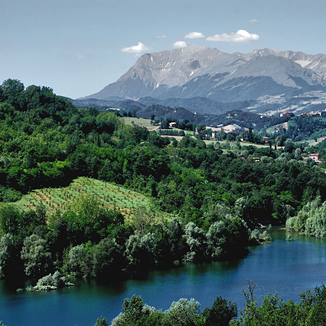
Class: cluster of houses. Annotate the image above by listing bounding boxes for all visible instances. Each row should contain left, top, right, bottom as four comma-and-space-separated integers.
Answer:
238, 153, 321, 164
165, 118, 323, 164
281, 110, 324, 118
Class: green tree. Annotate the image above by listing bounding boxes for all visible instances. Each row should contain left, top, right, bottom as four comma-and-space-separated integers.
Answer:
0, 204, 22, 236
95, 111, 121, 134
0, 233, 22, 278
21, 234, 52, 278
162, 298, 201, 326
225, 217, 249, 256
1, 79, 25, 101
183, 222, 208, 263
206, 221, 228, 260
125, 232, 156, 270
111, 295, 147, 326
93, 317, 109, 326
70, 193, 100, 220
68, 244, 87, 276
92, 237, 125, 279
203, 295, 237, 326
167, 218, 186, 262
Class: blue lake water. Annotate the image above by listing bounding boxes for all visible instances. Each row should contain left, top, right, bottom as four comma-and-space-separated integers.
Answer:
1, 228, 326, 326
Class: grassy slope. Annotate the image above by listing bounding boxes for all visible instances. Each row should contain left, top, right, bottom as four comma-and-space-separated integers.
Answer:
122, 117, 195, 135
122, 117, 159, 131
11, 177, 153, 219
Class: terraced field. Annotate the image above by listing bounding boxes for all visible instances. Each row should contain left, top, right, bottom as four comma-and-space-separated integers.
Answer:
12, 177, 152, 219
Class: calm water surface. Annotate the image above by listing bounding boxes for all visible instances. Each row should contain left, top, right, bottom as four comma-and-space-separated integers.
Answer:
1, 228, 326, 326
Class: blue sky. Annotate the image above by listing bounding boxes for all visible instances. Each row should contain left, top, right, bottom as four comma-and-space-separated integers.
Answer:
1, 0, 326, 99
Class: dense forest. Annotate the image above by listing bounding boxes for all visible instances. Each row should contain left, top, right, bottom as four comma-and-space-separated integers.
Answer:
0, 78, 326, 283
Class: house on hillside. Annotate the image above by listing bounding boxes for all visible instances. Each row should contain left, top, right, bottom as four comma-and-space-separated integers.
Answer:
309, 153, 320, 162
215, 124, 242, 134
280, 111, 294, 117
252, 157, 260, 163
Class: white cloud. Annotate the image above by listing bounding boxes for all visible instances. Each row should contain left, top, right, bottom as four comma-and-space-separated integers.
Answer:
77, 54, 85, 60
121, 42, 151, 54
172, 41, 187, 49
206, 30, 259, 42
249, 19, 259, 23
185, 31, 205, 39
155, 35, 166, 38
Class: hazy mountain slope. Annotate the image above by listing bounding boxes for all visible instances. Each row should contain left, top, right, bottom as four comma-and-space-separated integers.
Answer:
87, 45, 230, 99
83, 45, 326, 115
138, 96, 251, 115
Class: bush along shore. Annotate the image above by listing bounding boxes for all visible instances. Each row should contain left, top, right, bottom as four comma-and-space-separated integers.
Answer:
16, 271, 74, 292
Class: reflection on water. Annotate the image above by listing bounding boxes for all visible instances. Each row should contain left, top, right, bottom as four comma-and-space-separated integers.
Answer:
1, 228, 326, 326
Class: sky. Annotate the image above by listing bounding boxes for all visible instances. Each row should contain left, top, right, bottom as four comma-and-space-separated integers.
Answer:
1, 0, 326, 99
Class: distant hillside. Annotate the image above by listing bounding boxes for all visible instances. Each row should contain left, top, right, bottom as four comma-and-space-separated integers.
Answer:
72, 97, 271, 130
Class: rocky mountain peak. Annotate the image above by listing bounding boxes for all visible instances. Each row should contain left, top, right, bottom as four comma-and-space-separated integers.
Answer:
83, 46, 326, 116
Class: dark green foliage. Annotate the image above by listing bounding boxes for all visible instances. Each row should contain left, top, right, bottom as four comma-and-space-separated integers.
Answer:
93, 317, 109, 326
125, 232, 157, 271
0, 233, 23, 279
148, 132, 171, 148
203, 296, 237, 326
0, 185, 22, 202
0, 204, 22, 236
167, 218, 187, 262
111, 295, 148, 326
178, 135, 197, 148
159, 129, 185, 137
92, 237, 125, 279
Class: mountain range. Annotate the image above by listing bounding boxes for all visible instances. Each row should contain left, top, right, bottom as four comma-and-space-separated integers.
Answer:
78, 45, 326, 118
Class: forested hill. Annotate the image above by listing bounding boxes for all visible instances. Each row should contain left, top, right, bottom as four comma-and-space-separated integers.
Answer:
1, 78, 326, 281
0, 79, 325, 226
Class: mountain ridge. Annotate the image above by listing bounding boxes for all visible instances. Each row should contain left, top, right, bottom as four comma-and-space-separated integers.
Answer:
81, 45, 326, 116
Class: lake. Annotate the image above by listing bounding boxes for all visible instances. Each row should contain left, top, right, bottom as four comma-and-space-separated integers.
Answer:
1, 228, 326, 326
